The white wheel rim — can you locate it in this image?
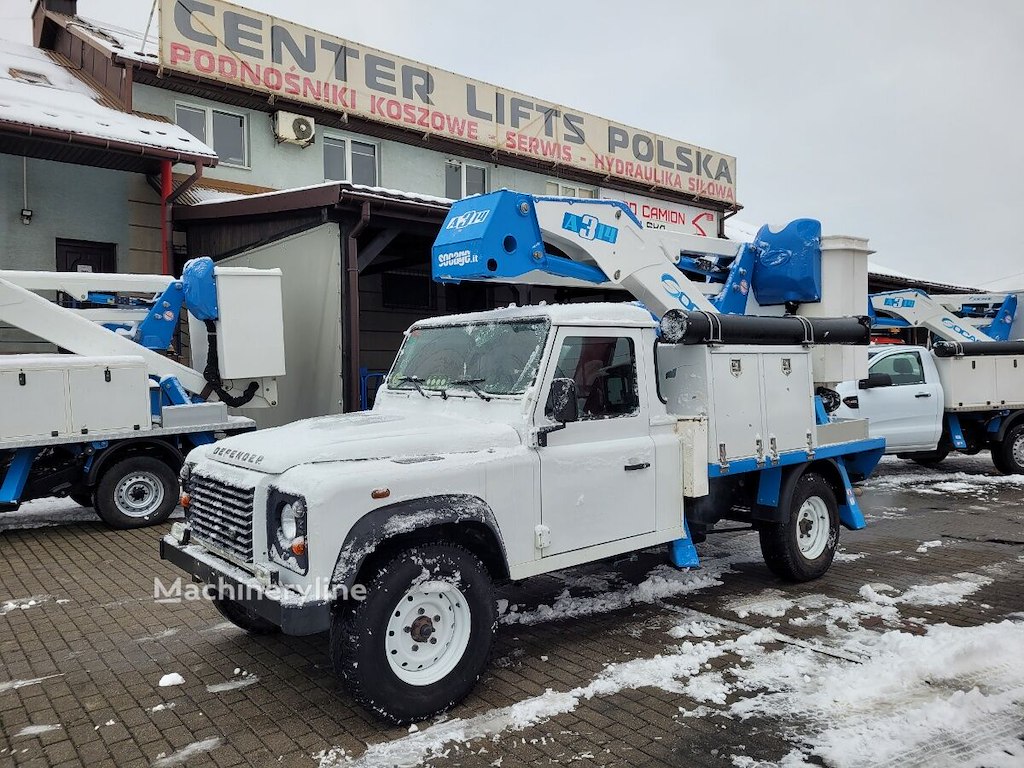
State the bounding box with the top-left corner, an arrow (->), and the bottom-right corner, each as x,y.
114,472 -> 164,518
796,496 -> 830,560
385,580 -> 472,686
1012,433 -> 1024,467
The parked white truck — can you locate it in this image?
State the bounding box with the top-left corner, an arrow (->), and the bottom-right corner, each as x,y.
161,191 -> 884,722
835,342 -> 1024,473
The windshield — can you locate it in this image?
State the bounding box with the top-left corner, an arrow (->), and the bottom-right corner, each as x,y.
388,319 -> 550,396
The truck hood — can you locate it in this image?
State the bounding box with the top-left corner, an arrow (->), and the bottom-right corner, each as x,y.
204,412 -> 522,474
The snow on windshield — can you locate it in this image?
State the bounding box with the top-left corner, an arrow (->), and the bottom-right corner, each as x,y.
388,320 -> 549,396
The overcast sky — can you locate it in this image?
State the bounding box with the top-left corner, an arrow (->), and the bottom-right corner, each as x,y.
4,1 -> 1023,289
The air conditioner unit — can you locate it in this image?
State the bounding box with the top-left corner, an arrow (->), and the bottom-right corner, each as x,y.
273,111 -> 315,146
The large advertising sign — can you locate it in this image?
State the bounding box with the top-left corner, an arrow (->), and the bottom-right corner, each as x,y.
600,190 -> 721,237
159,0 -> 737,204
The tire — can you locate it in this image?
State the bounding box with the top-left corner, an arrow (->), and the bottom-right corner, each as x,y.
94,456 -> 179,529
902,447 -> 950,468
69,489 -> 93,508
993,425 -> 1024,475
759,472 -> 840,583
331,543 -> 496,724
212,596 -> 279,635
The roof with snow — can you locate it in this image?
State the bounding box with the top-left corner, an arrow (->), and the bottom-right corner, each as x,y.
0,38 -> 216,171
413,302 -> 657,329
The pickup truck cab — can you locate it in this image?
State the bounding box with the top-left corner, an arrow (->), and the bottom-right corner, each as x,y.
835,344 -> 1024,472
162,302 -> 883,723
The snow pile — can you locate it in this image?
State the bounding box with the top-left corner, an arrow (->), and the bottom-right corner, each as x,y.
916,540 -> 943,553
158,673 -> 184,687
730,620 -> 1024,768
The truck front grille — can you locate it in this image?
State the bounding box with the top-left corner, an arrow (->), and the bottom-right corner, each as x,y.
186,472 -> 255,564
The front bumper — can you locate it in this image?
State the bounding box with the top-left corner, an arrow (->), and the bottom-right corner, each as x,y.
159,536 -> 331,636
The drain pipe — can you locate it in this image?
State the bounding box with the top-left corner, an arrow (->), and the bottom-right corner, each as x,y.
343,202 -> 371,412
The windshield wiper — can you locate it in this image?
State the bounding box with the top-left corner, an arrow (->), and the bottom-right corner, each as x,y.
398,376 -> 429,398
451,378 -> 492,402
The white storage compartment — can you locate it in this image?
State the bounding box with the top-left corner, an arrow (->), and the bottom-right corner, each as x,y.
190,267 -> 286,381
935,354 -> 1024,411
658,345 -> 816,464
0,355 -> 151,442
0,364 -> 69,440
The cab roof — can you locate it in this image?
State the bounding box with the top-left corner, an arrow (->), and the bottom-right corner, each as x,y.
412,302 -> 658,329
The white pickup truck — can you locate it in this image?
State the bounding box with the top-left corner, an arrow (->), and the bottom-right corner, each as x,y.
162,300 -> 884,723
834,344 -> 1024,473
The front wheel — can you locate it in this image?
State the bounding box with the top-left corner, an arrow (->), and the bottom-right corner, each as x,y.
759,472 -> 839,582
331,543 -> 496,724
95,456 -> 179,529
993,425 -> 1024,475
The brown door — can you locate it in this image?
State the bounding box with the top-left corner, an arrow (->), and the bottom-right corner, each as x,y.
55,239 -> 117,274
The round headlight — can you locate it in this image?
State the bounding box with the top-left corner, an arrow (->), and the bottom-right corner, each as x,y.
280,503 -> 298,540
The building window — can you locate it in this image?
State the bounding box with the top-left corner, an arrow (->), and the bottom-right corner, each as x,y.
175,103 -> 248,167
10,69 -> 52,86
382,270 -> 435,310
324,137 -> 379,186
545,181 -> 596,198
445,161 -> 488,199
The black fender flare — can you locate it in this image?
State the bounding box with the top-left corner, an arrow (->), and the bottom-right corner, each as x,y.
329,494 -> 508,591
86,438 -> 185,486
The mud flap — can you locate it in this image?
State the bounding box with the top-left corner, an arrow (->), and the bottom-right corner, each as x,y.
668,518 -> 701,568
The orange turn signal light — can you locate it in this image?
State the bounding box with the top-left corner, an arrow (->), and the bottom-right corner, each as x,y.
290,537 -> 307,556
371,488 -> 391,499
180,492 -> 190,508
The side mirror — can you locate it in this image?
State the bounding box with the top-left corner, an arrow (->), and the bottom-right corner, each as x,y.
858,372 -> 893,390
545,377 -> 579,424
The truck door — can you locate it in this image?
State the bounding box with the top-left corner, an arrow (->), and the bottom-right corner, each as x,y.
535,328 -> 657,556
859,349 -> 943,451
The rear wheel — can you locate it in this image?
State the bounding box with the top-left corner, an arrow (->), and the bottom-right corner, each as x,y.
993,425 -> 1024,475
95,456 -> 178,529
331,542 -> 496,724
760,472 -> 839,582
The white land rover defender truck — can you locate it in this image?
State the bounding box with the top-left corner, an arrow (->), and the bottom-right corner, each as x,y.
161,191 -> 884,723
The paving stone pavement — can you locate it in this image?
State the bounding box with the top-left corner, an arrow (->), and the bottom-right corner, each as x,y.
0,454 -> 1022,768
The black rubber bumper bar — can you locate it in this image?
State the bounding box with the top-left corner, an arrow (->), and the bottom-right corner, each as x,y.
661,310 -> 872,346
933,340 -> 1024,357
159,537 -> 331,636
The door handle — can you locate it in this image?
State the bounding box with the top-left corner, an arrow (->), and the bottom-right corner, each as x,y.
915,393 -> 932,398
624,462 -> 650,471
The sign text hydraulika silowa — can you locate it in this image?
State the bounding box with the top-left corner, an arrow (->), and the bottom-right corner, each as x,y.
160,0 -> 737,204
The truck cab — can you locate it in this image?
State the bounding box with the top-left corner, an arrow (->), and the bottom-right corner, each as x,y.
834,345 -> 944,453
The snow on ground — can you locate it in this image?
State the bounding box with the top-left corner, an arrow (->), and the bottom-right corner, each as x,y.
865,467 -> 1024,495
0,595 -> 53,616
0,675 -> 63,694
501,537 -> 762,627
158,673 -> 184,687
206,671 -> 259,693
13,724 -> 63,737
151,737 -> 224,767
0,496 -> 184,532
322,564 -> 1021,768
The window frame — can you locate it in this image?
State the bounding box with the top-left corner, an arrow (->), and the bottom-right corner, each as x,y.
323,134 -> 380,186
445,160 -> 489,199
174,101 -> 249,169
868,350 -> 926,386
552,335 -> 640,420
545,180 -> 596,199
